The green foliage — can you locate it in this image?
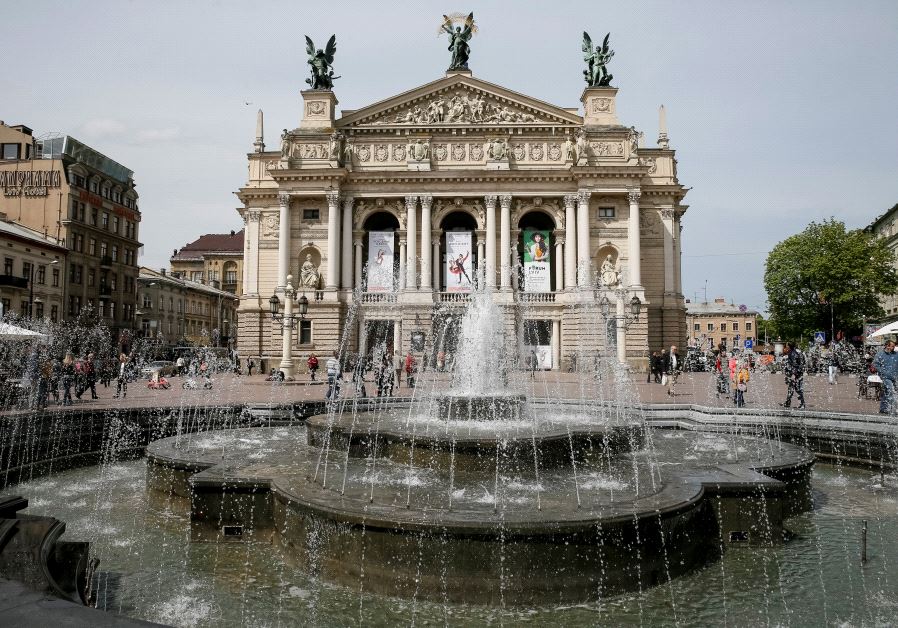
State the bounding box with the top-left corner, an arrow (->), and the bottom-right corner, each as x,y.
764,219 -> 898,341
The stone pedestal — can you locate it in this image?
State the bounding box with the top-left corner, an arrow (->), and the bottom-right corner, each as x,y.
300,90 -> 338,129
581,87 -> 619,126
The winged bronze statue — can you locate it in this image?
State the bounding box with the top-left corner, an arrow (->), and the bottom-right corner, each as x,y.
440,12 -> 475,70
582,31 -> 614,87
305,34 -> 339,90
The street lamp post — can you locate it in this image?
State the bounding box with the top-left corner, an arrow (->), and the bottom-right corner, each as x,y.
599,286 -> 642,364
269,274 -> 309,379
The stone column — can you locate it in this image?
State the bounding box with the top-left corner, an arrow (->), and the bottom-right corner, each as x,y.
432,237 -> 440,291
353,238 -> 363,289
405,195 -> 418,290
245,210 -> 261,295
393,320 -> 402,354
552,319 -> 561,371
616,294 -> 627,363
341,196 -> 354,289
499,193 -> 512,290
563,194 -> 577,290
675,214 -> 684,295
484,195 -> 497,289
661,208 -> 675,294
477,238 -> 486,287
628,188 -> 643,289
325,190 -> 341,289
277,193 -> 291,290
576,190 -> 591,287
554,237 -> 564,291
419,194 -> 433,289
398,239 -> 407,291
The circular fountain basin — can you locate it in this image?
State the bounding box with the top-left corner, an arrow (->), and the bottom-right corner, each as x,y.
434,392 -> 526,421
146,426 -> 814,605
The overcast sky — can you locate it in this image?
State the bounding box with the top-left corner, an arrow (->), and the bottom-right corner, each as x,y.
5,1 -> 897,312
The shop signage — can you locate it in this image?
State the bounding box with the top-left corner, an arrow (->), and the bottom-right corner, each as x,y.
1,170 -> 61,197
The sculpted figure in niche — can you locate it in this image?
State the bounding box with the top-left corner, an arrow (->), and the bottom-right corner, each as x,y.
575,129 -> 589,165
427,98 -> 445,123
329,131 -> 344,161
563,135 -> 575,161
487,137 -> 507,160
469,94 -> 485,123
280,129 -> 291,159
600,254 -> 619,287
300,254 -> 320,289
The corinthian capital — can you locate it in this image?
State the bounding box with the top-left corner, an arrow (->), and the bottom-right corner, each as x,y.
627,188 -> 642,204
246,210 -> 261,223
342,195 -> 355,209
404,195 -> 418,211
577,190 -> 591,206
499,194 -> 513,209
483,194 -> 497,208
325,190 -> 340,206
278,192 -> 291,209
419,194 -> 433,210
563,193 -> 578,209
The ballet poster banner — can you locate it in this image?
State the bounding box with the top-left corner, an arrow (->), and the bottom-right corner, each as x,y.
367,231 -> 395,292
445,232 -> 473,293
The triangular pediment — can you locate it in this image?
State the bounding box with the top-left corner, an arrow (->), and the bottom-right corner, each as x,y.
337,74 -> 582,129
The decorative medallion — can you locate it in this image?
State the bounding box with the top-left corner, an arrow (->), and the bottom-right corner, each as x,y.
307,101 -> 325,115
374,145 -> 388,162
548,144 -> 561,161
434,144 -> 448,161
393,144 -> 406,161
262,213 -> 279,239
512,144 -> 525,160
529,144 -> 544,161
470,143 -> 484,160
452,144 -> 466,160
591,98 -> 611,113
357,146 -> 371,162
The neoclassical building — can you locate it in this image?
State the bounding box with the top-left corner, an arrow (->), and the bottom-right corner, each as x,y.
236,64 -> 688,372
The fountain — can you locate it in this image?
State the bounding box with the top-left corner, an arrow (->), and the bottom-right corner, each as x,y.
145,290 -> 814,606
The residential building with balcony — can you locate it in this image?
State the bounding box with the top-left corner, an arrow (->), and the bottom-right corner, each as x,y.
0,212 -> 66,321
170,230 -> 244,295
0,122 -> 141,337
137,267 -> 238,349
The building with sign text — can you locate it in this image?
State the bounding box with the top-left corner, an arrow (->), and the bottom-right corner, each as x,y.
236,53 -> 688,372
0,122 -> 141,339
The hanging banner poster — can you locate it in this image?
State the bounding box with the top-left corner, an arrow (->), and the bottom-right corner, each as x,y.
367,231 -> 395,292
522,229 -> 551,292
445,231 -> 473,293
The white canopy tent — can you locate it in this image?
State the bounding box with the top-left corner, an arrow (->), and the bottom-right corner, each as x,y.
869,321 -> 898,338
0,322 -> 48,342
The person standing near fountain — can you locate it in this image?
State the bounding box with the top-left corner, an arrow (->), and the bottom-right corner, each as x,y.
872,339 -> 898,414
308,353 -> 319,381
664,346 -> 681,396
113,353 -> 129,399
781,342 -> 806,409
404,352 -> 417,389
325,353 -> 341,401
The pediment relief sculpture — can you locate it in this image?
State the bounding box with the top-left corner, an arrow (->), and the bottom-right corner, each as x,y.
367,89 -> 548,126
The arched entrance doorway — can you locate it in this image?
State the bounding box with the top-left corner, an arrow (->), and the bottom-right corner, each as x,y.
362,211 -> 400,292
516,211 -> 556,292
438,211 -> 478,292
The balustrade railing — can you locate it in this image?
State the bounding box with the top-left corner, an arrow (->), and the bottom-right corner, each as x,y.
517,292 -> 556,303
438,292 -> 471,304
361,292 -> 397,304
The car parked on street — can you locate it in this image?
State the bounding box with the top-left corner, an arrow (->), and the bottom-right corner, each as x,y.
140,360 -> 177,379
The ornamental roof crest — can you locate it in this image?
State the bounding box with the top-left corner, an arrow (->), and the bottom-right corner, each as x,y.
337,74 -> 582,129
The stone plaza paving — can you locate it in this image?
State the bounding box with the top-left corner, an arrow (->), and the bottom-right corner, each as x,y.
7,370 -> 886,417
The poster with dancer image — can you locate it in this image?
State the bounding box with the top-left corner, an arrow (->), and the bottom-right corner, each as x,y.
366,231 -> 395,292
522,229 -> 551,292
445,232 -> 473,293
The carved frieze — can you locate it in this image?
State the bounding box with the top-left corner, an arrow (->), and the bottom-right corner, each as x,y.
297,143 -> 328,159
452,144 -> 466,161
470,143 -> 484,161
434,144 -> 448,161
261,213 -> 280,239
589,141 -> 624,158
548,144 -> 562,161
639,156 -> 657,174
369,88 -> 546,126
357,146 -> 371,162
374,145 -> 388,162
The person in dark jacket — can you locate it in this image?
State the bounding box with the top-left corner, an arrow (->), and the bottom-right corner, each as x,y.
782,342 -> 806,409
663,346 -> 681,396
872,339 -> 898,414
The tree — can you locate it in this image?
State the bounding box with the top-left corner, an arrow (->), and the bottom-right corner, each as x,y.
764,219 -> 898,341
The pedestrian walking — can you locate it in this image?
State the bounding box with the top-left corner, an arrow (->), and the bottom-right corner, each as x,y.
308,353 -> 319,381
734,360 -> 750,408
61,352 -> 75,406
247,358 -> 255,376
404,352 -> 417,389
664,345 -> 681,396
325,353 -> 341,401
529,349 -> 538,380
113,353 -> 129,399
873,339 -> 898,414
781,342 -> 806,409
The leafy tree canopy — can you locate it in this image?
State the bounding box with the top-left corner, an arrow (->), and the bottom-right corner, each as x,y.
764,218 -> 898,341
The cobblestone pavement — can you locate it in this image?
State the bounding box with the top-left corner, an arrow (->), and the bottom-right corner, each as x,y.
8,370 -> 885,417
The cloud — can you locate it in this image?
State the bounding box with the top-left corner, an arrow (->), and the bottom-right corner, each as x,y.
135,127 -> 180,143
81,118 -> 127,138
